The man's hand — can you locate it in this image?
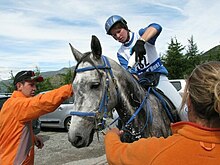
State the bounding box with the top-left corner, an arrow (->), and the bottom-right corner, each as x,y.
34,136 -> 44,149
130,40 -> 146,62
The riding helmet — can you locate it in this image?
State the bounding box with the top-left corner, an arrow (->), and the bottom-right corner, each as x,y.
105,15 -> 127,35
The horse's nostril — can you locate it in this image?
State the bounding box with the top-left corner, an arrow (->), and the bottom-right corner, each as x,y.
74,136 -> 82,145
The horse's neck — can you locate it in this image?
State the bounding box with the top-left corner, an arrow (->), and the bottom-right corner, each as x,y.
115,71 -> 145,121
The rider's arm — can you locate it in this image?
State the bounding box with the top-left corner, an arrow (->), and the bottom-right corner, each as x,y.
117,52 -> 128,69
138,23 -> 162,45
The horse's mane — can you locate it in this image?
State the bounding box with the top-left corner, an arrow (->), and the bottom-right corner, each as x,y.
107,57 -> 146,120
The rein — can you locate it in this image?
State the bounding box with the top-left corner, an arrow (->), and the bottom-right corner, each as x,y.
122,87 -> 153,141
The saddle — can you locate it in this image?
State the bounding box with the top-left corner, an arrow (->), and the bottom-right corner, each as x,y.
138,72 -> 160,88
151,88 -> 181,123
138,72 -> 181,123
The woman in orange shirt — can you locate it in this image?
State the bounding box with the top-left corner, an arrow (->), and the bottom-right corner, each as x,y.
105,61 -> 220,165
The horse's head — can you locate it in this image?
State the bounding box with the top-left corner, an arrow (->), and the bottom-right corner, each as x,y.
68,35 -> 118,148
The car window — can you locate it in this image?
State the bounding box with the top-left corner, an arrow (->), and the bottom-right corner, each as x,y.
0,97 -> 10,110
62,96 -> 74,104
170,81 -> 182,91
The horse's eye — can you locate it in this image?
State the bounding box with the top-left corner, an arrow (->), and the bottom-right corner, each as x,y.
91,82 -> 100,89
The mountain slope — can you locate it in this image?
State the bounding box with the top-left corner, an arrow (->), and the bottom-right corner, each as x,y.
200,45 -> 220,61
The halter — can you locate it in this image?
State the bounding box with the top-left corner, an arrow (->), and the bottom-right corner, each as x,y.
70,54 -> 119,131
70,53 -> 154,141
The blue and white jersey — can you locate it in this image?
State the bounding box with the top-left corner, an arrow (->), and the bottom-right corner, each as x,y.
117,23 -> 168,76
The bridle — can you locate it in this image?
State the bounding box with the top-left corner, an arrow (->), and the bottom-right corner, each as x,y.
70,53 -> 119,132
70,53 -> 154,141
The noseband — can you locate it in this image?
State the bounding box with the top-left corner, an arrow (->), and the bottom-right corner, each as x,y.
70,54 -> 119,131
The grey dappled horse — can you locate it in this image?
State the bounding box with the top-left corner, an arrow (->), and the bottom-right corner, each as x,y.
68,35 -> 178,148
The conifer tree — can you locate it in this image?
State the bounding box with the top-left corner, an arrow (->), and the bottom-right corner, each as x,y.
162,37 -> 185,79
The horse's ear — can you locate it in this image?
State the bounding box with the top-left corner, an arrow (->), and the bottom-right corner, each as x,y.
69,43 -> 83,62
91,35 -> 102,59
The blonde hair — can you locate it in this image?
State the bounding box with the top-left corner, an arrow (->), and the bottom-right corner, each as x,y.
182,61 -> 220,120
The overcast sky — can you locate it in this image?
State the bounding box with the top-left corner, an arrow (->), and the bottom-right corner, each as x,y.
0,0 -> 220,80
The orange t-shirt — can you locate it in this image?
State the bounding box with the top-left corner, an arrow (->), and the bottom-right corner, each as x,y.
105,122 -> 220,165
0,84 -> 72,165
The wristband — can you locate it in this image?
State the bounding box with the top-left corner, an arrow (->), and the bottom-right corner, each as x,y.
139,37 -> 146,42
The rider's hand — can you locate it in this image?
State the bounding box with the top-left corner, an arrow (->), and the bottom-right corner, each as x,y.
130,39 -> 146,63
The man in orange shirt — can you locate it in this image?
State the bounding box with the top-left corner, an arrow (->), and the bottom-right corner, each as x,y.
0,71 -> 73,164
105,61 -> 220,165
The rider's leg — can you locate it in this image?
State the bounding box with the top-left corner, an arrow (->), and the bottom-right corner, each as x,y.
157,75 -> 188,121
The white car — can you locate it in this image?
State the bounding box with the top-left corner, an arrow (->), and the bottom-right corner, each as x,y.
169,79 -> 186,96
39,96 -> 74,131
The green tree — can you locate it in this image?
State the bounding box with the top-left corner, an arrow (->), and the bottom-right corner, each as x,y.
2,70 -> 15,93
36,77 -> 54,94
185,36 -> 200,58
62,68 -> 73,85
184,35 -> 203,76
162,37 -> 185,79
33,67 -> 54,94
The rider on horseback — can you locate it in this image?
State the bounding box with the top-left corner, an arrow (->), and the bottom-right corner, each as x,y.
105,15 -> 188,121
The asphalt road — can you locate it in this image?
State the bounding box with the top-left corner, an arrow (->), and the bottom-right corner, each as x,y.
34,128 -> 107,165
